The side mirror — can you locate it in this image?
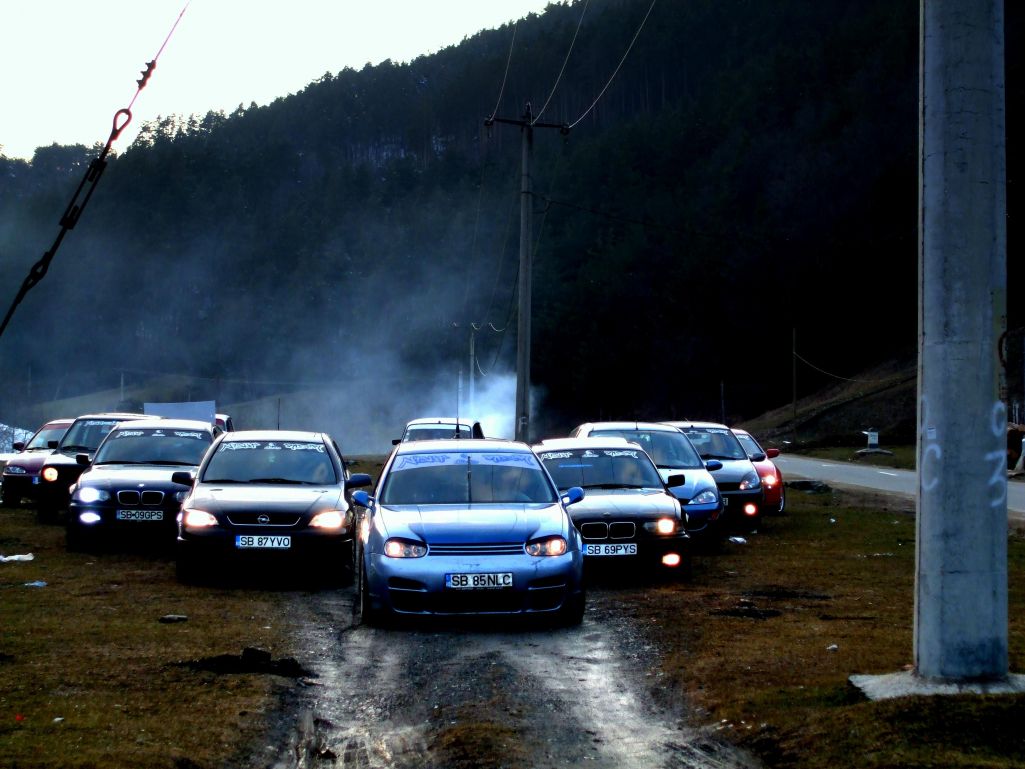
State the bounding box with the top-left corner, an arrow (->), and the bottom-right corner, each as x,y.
472,422 -> 485,439
666,473 -> 686,488
48,440 -> 59,449
352,490 -> 374,508
766,448 -> 780,459
391,438 -> 401,446
705,460 -> 723,472
171,470 -> 196,486
347,473 -> 372,489
750,452 -> 767,462
12,441 -> 25,452
561,486 -> 584,506
75,453 -> 90,466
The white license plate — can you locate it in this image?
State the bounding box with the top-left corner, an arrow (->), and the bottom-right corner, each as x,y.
116,509 -> 164,521
583,543 -> 638,556
445,572 -> 513,589
236,535 -> 291,549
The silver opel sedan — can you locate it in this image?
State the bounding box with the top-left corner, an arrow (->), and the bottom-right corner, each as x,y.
352,439 -> 585,626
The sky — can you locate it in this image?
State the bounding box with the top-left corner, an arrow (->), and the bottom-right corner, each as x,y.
0,0 -> 557,161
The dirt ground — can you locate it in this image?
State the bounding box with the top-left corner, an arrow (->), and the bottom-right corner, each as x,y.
258,585 -> 760,769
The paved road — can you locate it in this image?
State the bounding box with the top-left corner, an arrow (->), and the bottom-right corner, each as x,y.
776,454 -> 1025,524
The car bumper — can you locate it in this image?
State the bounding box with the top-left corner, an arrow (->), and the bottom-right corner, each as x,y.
681,500 -> 726,536
178,527 -> 354,566
721,489 -> 764,523
366,550 -> 584,616
68,502 -> 180,540
1,474 -> 40,503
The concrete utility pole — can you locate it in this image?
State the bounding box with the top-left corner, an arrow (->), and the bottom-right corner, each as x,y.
485,104 -> 568,443
916,0 -> 1007,681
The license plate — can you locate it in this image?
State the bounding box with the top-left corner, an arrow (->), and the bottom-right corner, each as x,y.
722,496 -> 729,506
445,572 -> 513,589
116,509 -> 164,521
236,535 -> 291,549
583,543 -> 638,556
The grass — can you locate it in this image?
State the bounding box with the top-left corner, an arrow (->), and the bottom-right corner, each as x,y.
626,486 -> 1025,769
3,456 -> 1024,768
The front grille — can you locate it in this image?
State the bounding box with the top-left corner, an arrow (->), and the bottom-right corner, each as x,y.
118,490 -> 140,506
609,522 -> 636,539
226,512 -> 302,527
580,522 -> 609,540
142,490 -> 164,505
427,543 -> 523,556
717,481 -> 741,492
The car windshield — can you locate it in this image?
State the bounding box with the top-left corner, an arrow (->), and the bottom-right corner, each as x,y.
682,427 -> 749,460
538,447 -> 664,491
404,425 -> 472,441
26,425 -> 69,449
94,428 -> 212,466
381,451 -> 557,505
60,419 -> 122,452
589,429 -> 703,469
201,440 -> 337,484
734,433 -> 763,458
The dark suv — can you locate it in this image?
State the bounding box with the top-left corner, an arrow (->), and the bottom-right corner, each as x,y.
36,412 -> 151,520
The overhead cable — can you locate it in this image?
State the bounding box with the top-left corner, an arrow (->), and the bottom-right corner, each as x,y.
532,0 -> 591,125
567,0 -> 658,129
487,23 -> 519,122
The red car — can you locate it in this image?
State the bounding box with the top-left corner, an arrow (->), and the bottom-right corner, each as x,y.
732,428 -> 785,514
1,418 -> 74,507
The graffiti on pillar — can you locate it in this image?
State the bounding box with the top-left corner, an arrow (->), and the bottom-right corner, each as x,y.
920,395 -> 942,493
987,400 -> 1008,509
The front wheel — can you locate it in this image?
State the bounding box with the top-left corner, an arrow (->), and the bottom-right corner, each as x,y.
354,547 -> 386,627
557,590 -> 586,626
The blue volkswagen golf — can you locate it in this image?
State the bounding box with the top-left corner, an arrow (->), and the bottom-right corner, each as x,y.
353,439 -> 586,626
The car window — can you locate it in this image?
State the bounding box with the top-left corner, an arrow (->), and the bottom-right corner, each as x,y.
538,448 -> 663,490
27,425 -> 69,449
381,451 -> 556,505
202,440 -> 338,484
734,433 -> 763,458
682,428 -> 748,460
590,429 -> 703,469
404,425 -> 472,441
94,428 -> 212,465
61,420 -> 122,451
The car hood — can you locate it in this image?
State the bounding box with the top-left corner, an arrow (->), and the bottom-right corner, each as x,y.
46,450 -> 91,467
190,485 -> 346,515
78,464 -> 196,489
656,467 -> 718,500
376,503 -> 564,543
3,453 -> 50,473
705,458 -> 757,483
568,488 -> 679,521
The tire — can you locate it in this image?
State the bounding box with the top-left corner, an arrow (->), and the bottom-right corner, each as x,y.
354,548 -> 386,627
557,590 -> 586,627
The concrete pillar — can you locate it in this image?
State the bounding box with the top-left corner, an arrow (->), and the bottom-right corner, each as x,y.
916,0 -> 1007,680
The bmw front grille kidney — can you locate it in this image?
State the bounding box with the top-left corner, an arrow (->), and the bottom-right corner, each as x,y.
117,490 -> 164,506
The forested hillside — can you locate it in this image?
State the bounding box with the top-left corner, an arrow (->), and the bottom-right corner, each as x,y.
0,0 -> 1020,445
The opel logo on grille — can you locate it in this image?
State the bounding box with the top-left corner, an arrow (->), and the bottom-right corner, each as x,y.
258,514 -> 270,524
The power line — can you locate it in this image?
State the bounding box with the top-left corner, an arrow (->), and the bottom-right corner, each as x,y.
567,0 -> 658,130
532,0 -> 591,125
793,352 -> 904,384
488,23 -> 519,122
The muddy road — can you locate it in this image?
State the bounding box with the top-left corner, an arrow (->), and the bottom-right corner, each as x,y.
264,587 -> 759,769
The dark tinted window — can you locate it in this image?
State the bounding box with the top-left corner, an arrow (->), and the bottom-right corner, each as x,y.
539,448 -> 663,490
61,420 -> 121,452
681,427 -> 748,460
202,440 -> 337,484
381,451 -> 556,505
26,424 -> 69,449
94,427 -> 211,465
590,429 -> 703,469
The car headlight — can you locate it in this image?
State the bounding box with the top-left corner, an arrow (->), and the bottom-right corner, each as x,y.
689,489 -> 718,505
384,538 -> 427,558
762,473 -> 778,487
4,466 -> 27,475
739,471 -> 761,490
525,535 -> 568,557
643,518 -> 677,535
75,487 -> 110,504
182,509 -> 218,528
310,511 -> 346,530
42,467 -> 59,483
